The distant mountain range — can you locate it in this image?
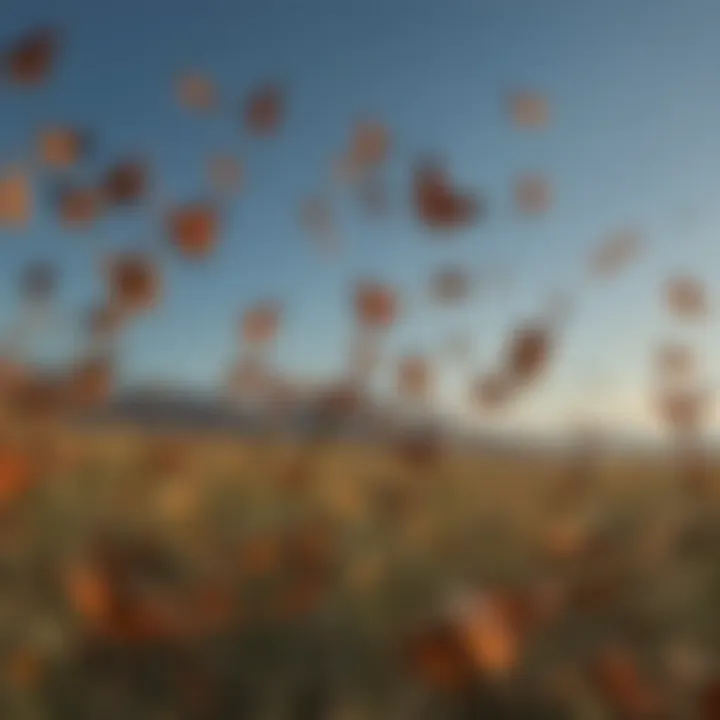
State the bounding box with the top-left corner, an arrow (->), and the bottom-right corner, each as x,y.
71,384 -> 700,456
71,384 -> 527,452
73,384 -> 411,439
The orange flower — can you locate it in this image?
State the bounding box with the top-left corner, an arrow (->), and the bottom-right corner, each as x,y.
404,622 -> 474,691
354,282 -> 398,329
343,120 -> 391,178
515,175 -> 552,215
5,29 -> 58,86
508,90 -> 549,128
504,323 -> 552,386
103,160 -> 149,206
666,276 -> 708,319
65,563 -> 114,629
414,162 -> 481,230
176,72 -> 217,111
37,127 -> 89,169
452,593 -> 520,677
0,166 -> 32,228
56,184 -> 103,228
105,253 -> 160,314
0,447 -> 34,506
241,303 -> 281,345
244,84 -> 284,135
65,539 -> 234,644
167,203 -> 220,258
589,647 -> 665,718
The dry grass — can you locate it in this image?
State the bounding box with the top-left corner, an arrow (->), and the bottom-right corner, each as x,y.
0,428 -> 718,718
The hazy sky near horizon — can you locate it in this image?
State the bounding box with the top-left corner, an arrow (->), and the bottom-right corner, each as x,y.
1,0 -> 720,436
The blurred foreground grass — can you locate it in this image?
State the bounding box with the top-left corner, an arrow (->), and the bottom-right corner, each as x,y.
0,427 -> 719,718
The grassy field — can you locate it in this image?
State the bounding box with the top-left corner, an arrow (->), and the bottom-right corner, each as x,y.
0,427 -> 718,718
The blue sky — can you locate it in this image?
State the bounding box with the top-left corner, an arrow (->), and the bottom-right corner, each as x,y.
1,0 -> 720,434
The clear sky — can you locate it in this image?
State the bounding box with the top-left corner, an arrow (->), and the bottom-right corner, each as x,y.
1,0 -> 720,436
